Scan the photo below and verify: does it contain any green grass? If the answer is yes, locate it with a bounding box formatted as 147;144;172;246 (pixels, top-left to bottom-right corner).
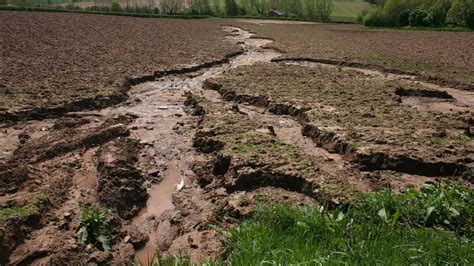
149;181;474;265
0;194;48;223
224;181;474;264
332;0;369;18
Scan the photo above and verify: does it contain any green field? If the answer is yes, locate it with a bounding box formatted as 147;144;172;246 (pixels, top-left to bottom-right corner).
332;0;369;18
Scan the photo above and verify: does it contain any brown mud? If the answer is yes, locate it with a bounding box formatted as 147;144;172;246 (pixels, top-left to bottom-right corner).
0;22;472;266
0;25;285;265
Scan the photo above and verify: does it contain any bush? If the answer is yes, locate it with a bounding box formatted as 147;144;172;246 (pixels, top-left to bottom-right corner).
160;0;182;14
357;7;370;22
397;8;410;26
0;0;7;6
363;7;388;26
409;8;429;27
110;1;121;12
447;0;474;28
425;1;449;27
383;0;412;25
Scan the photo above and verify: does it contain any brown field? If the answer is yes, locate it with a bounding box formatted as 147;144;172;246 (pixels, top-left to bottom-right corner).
0;12;240;117
206;63;473;178
0;13;472;265
236;22;474;90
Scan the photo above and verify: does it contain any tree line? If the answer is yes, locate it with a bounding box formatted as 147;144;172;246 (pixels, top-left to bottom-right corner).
0;0;334;20
361;0;474;29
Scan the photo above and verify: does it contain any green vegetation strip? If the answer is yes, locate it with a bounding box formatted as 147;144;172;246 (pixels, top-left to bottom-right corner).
152;181;473;264
0;4;359;23
225;181;474;264
0;5;212;19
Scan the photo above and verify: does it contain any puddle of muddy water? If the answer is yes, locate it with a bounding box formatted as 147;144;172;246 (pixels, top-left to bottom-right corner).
133;164;180;264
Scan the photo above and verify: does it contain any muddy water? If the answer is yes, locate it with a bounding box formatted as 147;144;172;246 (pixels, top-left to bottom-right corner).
284;61;474;114
111;26;284;264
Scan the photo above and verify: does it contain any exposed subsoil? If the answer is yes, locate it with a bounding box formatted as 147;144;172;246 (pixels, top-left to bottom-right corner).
1;18;472;266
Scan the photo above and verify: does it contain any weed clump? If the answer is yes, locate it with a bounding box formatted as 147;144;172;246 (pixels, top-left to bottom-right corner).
76;205;112;251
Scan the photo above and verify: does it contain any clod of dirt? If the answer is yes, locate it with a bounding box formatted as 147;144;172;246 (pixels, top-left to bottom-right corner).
0;163;29;195
123;225;149;249
184;92;206;116
96;138;147;219
53;117;91;130
395;87;454;99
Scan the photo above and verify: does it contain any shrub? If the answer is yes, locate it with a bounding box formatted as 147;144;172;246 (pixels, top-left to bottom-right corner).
110;1;121;12
357;7;370;22
383;0;412;24
363;7;388;26
76;205;111;251
160;0;182;14
397;8;410;26
409;8;430;27
0;0;7;6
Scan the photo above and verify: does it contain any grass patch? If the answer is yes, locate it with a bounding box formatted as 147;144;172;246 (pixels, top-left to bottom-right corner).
0;194;48;223
225;181;474;264
332;0;369;18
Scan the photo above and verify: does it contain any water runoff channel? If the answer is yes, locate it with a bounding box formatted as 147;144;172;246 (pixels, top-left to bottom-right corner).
99;25;472;264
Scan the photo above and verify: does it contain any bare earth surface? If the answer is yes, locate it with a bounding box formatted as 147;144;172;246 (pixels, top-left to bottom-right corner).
234;22;474;90
0;14;472;265
0;12;241;114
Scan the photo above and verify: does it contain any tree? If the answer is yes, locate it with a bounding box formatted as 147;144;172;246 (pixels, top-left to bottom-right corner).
190;0;213;14
315;0;333;20
447;0;474;28
225;0;239;16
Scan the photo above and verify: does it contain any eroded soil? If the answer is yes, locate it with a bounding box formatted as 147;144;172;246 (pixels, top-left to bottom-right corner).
234;22;474;90
0;18;472;266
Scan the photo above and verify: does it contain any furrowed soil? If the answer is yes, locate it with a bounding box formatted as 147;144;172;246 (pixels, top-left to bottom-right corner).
0;11;241;121
235;21;474;90
0;15;472;265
